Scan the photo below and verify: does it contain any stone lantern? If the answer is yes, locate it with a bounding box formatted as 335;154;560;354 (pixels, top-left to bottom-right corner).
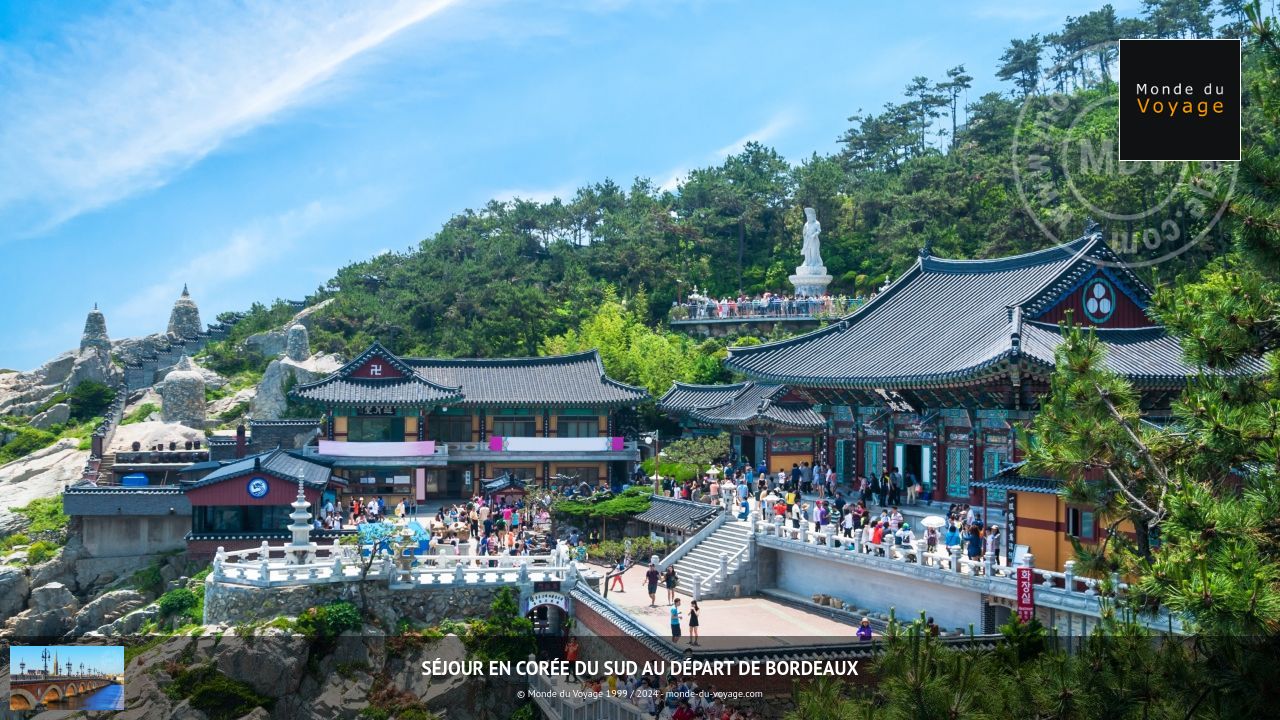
285;474;317;565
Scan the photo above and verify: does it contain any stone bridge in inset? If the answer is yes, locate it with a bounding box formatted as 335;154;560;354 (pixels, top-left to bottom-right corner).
9;675;118;710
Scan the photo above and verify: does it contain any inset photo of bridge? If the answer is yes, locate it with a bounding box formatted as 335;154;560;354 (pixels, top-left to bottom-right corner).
9;645;124;712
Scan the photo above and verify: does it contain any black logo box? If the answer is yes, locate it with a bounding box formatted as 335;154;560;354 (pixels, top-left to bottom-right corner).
1119;38;1240;162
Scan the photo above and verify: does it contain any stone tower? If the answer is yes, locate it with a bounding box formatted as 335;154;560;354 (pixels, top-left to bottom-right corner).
160;355;206;429
284;323;310;362
80;303;111;354
167;284;202;338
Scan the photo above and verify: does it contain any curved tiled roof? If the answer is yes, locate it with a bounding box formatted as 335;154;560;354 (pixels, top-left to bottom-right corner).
633;496;722;529
657;382;749;412
183;449;335;490
292;342;462;406
1018;322;1266;381
292;377;462;405
725;235;1228;388
687;383;826;430
405;350;649;408
292;343;649;409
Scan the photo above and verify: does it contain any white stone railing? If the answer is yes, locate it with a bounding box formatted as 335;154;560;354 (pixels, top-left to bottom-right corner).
658;510;725;570
689;540;751;601
757;516;1127;601
211;539;579;589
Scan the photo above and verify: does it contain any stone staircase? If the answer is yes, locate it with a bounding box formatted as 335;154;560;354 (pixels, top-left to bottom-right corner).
671;521;753;598
97;453;116;480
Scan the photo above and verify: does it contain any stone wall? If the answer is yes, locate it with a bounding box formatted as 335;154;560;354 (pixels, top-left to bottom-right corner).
767;547;986;632
204;580;510;628
82;516;189;558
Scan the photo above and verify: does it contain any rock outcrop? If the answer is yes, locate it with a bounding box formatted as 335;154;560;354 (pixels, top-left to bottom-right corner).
0;438;86;536
28;402;70;429
5;581;79;638
73;589;148;636
250;353;342;420
0;566;30;620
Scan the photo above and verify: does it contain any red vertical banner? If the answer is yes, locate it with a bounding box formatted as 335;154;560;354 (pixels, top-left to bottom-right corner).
1016;567;1035;622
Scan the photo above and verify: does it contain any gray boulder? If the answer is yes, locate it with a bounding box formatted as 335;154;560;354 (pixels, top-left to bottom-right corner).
30;581;78;613
250;354;341;420
74;589;148;635
29;402;70;429
0;566;30;621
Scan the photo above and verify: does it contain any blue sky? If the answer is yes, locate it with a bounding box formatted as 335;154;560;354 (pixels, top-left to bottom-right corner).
0;0;1137;371
10;645;124;675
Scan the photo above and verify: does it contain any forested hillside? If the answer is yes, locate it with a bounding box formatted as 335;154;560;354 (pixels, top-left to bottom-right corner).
206;1;1265;394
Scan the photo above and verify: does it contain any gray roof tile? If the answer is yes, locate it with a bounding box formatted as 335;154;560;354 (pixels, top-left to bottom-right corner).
726;235;1245;388
183;449;335;490
634;496;721;529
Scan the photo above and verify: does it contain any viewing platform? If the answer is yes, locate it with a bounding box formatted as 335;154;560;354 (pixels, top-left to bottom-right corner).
667;296;865;337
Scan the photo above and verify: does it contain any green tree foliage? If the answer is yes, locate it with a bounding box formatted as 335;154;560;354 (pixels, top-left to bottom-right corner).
66;379;115;421
552;486;652;521
789;615;1271;719
461;587;536;664
540;289;727;396
658;434;730;478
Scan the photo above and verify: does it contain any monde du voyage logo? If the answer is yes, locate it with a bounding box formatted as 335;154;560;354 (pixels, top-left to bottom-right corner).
1119;38;1241;161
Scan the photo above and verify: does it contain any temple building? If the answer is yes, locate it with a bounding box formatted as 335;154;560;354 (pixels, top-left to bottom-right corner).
724;232;1250;569
658;381;826;472
182;449;343;557
288;342;649;502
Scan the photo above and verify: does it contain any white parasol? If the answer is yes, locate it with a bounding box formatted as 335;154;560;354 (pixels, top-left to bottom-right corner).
921;515;947;529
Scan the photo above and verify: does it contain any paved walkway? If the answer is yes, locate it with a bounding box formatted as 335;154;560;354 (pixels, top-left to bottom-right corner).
600;565;871;651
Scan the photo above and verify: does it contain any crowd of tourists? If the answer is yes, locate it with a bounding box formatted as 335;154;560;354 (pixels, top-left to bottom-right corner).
658;460;1006;570
672;292;865;320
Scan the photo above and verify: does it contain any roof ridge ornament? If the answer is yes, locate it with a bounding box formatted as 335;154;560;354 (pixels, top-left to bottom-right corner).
1084;218;1101;236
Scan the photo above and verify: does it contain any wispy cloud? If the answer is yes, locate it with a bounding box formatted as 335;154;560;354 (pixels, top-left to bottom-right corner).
114;198;362;329
658;108;796;191
0;0;461;235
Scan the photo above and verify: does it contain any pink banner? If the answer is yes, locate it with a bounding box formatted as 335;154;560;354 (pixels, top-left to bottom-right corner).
1016;567;1035;622
485;437;626;452
317;439;436;457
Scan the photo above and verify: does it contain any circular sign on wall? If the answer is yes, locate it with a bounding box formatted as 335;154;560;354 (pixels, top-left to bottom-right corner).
1082;277;1116;324
246;476;270;499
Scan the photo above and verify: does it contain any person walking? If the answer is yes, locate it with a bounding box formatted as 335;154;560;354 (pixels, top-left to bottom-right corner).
670;598;683;642
646;562;661;607
663;566;679;605
857;617;873;641
688;600;700;646
610;556;626;592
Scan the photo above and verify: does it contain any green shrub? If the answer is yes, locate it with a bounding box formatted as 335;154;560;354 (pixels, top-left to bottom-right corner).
295;601;361;640
10;497;67;533
129;563;166;596
157;588;198;617
121;402;159;425
589;536;669;563
167;664;272;720
0;533;30;551
24;540;58;565
0;426;58;464
66;380;116;421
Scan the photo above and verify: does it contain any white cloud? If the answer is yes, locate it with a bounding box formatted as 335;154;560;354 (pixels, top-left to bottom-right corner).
0;0;461;234
658;109;796;192
114;199;356;328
